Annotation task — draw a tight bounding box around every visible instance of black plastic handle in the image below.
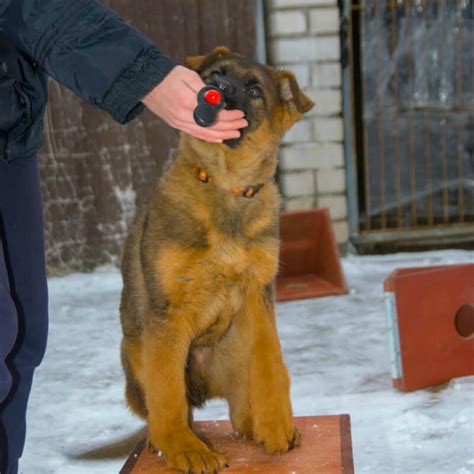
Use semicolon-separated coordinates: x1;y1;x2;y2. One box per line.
193;86;224;127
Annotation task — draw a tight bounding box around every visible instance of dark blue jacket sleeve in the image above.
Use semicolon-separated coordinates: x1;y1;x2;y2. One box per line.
0;0;177;123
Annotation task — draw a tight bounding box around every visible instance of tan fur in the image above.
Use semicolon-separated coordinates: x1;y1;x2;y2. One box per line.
119;48;314;473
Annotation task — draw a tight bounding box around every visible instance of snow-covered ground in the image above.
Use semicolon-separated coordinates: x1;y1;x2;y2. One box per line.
22;249;474;473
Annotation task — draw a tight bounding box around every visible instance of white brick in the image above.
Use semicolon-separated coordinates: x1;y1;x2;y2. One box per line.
281;63;310;89
285;196;315;211
332;221;349;243
279;143;344;170
269;36;340;63
310;8;340;34
269;0;337;7
312;36;341;61
281;171;315;197
269;10;307;36
282;119;312;144
316;168;346;193
313;117;344;142
269;38;314;63
318;195;348;220
312;63;342;88
306;88;342;116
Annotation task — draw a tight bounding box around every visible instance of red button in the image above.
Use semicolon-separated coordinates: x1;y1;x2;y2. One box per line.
204;89;222;106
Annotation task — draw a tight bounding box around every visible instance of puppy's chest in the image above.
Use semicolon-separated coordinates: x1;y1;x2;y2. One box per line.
157;228;279;306
207;201;279;274
156;197;279;308
213;225;275;266
160;233;278;287
156;214;278;344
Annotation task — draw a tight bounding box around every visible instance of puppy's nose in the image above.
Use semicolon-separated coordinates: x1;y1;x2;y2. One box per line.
215;77;235;98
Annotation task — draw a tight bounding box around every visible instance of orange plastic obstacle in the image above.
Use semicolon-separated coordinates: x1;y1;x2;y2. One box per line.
276;209;348;302
121;415;354;474
384;263;474;392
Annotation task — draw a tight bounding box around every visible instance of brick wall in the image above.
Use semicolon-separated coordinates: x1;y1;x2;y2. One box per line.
265;0;349;245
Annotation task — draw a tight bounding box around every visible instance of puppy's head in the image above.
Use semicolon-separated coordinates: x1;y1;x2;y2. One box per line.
186;47;314;148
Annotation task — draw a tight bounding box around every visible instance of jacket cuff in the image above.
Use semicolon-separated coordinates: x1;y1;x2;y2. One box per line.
102;46;176;124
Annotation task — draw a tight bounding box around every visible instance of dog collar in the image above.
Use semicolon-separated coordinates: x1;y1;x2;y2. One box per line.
197;169;264;199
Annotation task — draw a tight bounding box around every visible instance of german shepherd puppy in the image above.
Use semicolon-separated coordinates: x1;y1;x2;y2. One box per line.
120;47;314;473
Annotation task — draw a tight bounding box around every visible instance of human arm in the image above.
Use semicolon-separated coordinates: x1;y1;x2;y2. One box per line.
0;0;246;141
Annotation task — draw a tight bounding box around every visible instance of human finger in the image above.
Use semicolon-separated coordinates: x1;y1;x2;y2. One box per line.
208;118;248;131
180;123;241;142
216;109;246;122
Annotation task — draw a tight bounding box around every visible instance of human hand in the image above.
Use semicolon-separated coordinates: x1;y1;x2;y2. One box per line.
142;65;248;143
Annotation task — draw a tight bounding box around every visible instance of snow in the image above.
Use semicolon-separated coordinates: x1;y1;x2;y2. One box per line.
21;249;474;473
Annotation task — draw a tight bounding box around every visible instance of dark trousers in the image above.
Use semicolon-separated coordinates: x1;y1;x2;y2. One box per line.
0;156;48;474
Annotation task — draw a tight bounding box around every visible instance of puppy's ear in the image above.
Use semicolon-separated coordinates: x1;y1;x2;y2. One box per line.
276;70;314;114
185;46;232;72
185;54;206;71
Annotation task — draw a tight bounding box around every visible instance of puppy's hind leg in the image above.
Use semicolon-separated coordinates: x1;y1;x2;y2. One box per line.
121;337;147;419
229;388;253;440
224;343;254;438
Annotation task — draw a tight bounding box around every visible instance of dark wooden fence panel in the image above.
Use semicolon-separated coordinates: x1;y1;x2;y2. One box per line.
40;0;259;274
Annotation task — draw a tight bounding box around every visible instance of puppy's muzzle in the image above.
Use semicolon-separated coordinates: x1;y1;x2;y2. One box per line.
210;77;240;110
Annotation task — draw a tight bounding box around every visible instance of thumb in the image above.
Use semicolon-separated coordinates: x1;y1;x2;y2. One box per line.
182;68;205;94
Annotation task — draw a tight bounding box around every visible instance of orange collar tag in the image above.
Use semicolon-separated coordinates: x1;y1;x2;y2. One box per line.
198;169;264;199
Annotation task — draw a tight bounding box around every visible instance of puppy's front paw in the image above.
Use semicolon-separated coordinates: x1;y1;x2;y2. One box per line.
167;448;229;473
147;432;229;473
254;419;301;454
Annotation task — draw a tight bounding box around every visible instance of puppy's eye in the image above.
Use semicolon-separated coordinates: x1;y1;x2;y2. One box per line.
210;68;226;76
248;85;263;99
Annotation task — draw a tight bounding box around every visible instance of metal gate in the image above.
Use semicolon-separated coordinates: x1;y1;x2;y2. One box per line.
342;0;474;250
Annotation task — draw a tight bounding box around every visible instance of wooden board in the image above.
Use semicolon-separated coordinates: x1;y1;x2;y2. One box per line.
384;263;474;392
121;415;354;473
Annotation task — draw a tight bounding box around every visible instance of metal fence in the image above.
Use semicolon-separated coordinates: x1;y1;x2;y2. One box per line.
344;0;473;245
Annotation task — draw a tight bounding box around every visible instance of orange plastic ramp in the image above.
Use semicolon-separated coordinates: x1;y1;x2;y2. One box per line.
276;209;348;302
384;263;474;392
121;415;354;473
